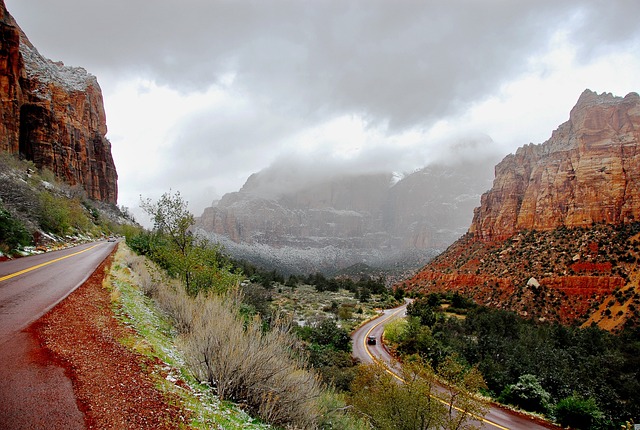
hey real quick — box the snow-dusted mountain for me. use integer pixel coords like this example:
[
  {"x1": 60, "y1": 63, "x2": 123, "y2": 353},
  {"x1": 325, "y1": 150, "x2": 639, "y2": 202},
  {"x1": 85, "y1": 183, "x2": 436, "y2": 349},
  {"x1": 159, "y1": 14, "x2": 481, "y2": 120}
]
[{"x1": 195, "y1": 158, "x2": 496, "y2": 275}]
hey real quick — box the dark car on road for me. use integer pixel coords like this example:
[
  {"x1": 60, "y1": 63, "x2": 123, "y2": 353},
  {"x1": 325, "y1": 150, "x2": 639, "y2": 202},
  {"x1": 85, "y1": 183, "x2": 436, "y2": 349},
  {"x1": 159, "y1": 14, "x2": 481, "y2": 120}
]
[{"x1": 367, "y1": 335, "x2": 376, "y2": 345}]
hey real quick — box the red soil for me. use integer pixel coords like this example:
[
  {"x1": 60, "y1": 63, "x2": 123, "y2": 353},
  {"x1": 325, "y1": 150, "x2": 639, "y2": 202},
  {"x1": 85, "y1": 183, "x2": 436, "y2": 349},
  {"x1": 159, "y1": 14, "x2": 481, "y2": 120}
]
[{"x1": 25, "y1": 248, "x2": 190, "y2": 429}]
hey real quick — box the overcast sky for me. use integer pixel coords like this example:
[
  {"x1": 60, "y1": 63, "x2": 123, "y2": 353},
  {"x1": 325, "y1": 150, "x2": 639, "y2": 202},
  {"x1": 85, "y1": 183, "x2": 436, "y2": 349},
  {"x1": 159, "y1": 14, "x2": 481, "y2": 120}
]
[{"x1": 5, "y1": 0, "x2": 640, "y2": 220}]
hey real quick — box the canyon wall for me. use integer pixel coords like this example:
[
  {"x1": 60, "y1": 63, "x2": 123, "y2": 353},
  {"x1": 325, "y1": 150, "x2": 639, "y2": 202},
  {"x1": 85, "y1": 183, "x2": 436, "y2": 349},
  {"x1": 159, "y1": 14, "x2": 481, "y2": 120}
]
[
  {"x1": 402, "y1": 90, "x2": 640, "y2": 329},
  {"x1": 470, "y1": 90, "x2": 640, "y2": 241},
  {"x1": 0, "y1": 1, "x2": 117, "y2": 203}
]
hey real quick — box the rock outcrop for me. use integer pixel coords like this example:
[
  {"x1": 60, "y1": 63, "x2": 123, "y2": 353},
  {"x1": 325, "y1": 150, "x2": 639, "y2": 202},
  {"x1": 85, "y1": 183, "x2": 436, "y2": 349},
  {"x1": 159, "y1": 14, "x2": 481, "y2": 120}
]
[
  {"x1": 0, "y1": 1, "x2": 117, "y2": 203},
  {"x1": 470, "y1": 90, "x2": 640, "y2": 241},
  {"x1": 401, "y1": 90, "x2": 640, "y2": 330}
]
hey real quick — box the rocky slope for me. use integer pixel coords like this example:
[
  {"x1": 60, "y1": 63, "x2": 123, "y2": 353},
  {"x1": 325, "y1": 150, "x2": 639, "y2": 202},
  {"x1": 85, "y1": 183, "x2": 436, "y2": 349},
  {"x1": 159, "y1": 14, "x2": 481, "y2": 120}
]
[
  {"x1": 0, "y1": 1, "x2": 117, "y2": 203},
  {"x1": 196, "y1": 159, "x2": 495, "y2": 275},
  {"x1": 402, "y1": 90, "x2": 640, "y2": 330}
]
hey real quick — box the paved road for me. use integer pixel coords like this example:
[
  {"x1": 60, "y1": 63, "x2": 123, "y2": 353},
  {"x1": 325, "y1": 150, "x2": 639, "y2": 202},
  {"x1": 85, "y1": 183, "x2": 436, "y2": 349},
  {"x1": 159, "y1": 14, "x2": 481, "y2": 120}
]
[
  {"x1": 0, "y1": 240, "x2": 117, "y2": 429},
  {"x1": 352, "y1": 301, "x2": 557, "y2": 430},
  {"x1": 0, "y1": 241, "x2": 117, "y2": 345}
]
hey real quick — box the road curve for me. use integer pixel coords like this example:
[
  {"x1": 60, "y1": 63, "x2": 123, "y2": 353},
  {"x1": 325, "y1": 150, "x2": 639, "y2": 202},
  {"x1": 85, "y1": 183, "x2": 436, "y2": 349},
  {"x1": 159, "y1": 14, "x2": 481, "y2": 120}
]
[
  {"x1": 352, "y1": 301, "x2": 557, "y2": 430},
  {"x1": 0, "y1": 240, "x2": 117, "y2": 429}
]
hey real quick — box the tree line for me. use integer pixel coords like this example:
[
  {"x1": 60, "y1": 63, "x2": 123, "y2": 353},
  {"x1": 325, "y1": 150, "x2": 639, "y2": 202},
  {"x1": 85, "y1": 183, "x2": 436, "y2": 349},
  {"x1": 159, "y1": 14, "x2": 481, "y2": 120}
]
[{"x1": 385, "y1": 293, "x2": 640, "y2": 429}]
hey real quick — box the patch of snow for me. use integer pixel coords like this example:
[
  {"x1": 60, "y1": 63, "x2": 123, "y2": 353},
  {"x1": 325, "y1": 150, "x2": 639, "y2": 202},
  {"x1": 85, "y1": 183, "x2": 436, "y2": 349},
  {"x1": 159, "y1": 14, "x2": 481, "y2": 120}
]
[
  {"x1": 19, "y1": 40, "x2": 96, "y2": 97},
  {"x1": 390, "y1": 172, "x2": 405, "y2": 186}
]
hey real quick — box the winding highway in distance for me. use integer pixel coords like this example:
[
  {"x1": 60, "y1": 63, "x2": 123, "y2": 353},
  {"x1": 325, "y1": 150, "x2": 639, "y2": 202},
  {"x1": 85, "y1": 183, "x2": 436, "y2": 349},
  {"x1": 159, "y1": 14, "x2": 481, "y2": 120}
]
[{"x1": 352, "y1": 301, "x2": 558, "y2": 430}]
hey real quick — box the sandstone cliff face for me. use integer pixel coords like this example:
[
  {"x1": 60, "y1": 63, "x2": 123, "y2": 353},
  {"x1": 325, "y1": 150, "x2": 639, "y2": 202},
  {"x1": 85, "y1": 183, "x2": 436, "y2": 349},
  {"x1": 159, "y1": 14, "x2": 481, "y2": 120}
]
[
  {"x1": 0, "y1": 1, "x2": 117, "y2": 203},
  {"x1": 196, "y1": 160, "x2": 495, "y2": 274},
  {"x1": 402, "y1": 91, "x2": 640, "y2": 330},
  {"x1": 470, "y1": 90, "x2": 640, "y2": 241}
]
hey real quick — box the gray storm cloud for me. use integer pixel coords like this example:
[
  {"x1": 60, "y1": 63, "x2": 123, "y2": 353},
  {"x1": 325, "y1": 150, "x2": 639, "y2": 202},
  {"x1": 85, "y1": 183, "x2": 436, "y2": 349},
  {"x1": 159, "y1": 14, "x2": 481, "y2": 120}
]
[
  {"x1": 6, "y1": 0, "x2": 640, "y2": 219},
  {"x1": 8, "y1": 0, "x2": 640, "y2": 131}
]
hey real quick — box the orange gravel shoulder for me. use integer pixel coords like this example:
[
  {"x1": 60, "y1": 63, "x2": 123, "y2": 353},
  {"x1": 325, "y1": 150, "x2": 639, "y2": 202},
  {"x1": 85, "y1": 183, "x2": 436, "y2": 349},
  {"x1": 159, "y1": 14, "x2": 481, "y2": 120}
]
[{"x1": 31, "y1": 247, "x2": 191, "y2": 429}]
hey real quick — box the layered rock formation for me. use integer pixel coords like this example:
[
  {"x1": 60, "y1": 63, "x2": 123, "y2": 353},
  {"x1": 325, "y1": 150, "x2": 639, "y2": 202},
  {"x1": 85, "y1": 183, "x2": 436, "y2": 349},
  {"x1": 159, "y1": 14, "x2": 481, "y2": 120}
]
[
  {"x1": 402, "y1": 90, "x2": 640, "y2": 330},
  {"x1": 196, "y1": 159, "x2": 495, "y2": 275},
  {"x1": 0, "y1": 1, "x2": 117, "y2": 203},
  {"x1": 470, "y1": 90, "x2": 640, "y2": 241}
]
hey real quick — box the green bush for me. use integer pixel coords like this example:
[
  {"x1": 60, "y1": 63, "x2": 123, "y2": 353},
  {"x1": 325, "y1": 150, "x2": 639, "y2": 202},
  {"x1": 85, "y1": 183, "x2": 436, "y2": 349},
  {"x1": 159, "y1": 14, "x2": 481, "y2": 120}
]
[
  {"x1": 38, "y1": 192, "x2": 71, "y2": 235},
  {"x1": 407, "y1": 298, "x2": 436, "y2": 326},
  {"x1": 127, "y1": 230, "x2": 155, "y2": 256},
  {"x1": 384, "y1": 318, "x2": 408, "y2": 344},
  {"x1": 0, "y1": 206, "x2": 32, "y2": 251},
  {"x1": 499, "y1": 374, "x2": 551, "y2": 414},
  {"x1": 554, "y1": 395, "x2": 604, "y2": 429}
]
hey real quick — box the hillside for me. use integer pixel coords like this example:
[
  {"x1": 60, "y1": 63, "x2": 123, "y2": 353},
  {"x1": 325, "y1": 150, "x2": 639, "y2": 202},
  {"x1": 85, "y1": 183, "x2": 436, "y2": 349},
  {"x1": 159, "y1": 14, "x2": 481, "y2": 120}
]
[
  {"x1": 401, "y1": 90, "x2": 640, "y2": 331},
  {"x1": 0, "y1": 0, "x2": 126, "y2": 255},
  {"x1": 0, "y1": 152, "x2": 131, "y2": 257}
]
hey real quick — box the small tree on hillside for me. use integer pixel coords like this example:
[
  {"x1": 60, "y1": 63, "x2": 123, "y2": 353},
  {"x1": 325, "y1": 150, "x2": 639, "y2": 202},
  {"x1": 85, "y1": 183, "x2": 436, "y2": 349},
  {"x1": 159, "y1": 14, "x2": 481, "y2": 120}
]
[
  {"x1": 350, "y1": 359, "x2": 488, "y2": 430},
  {"x1": 141, "y1": 191, "x2": 196, "y2": 290},
  {"x1": 140, "y1": 190, "x2": 237, "y2": 295}
]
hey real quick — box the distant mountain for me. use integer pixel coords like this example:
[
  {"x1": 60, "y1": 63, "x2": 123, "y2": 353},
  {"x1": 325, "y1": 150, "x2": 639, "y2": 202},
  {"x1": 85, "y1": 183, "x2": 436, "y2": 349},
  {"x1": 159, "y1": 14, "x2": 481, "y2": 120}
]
[
  {"x1": 195, "y1": 159, "x2": 496, "y2": 276},
  {"x1": 401, "y1": 90, "x2": 640, "y2": 331},
  {"x1": 0, "y1": 0, "x2": 117, "y2": 203}
]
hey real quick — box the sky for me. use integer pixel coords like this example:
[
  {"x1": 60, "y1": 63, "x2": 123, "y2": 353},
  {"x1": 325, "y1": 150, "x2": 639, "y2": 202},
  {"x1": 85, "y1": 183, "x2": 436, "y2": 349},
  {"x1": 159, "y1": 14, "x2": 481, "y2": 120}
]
[{"x1": 5, "y1": 0, "x2": 640, "y2": 222}]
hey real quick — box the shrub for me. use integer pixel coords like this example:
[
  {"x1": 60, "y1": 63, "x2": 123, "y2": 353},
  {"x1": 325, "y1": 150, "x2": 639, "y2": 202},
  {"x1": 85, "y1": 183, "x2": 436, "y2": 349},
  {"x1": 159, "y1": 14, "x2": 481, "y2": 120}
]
[
  {"x1": 499, "y1": 374, "x2": 551, "y2": 414},
  {"x1": 308, "y1": 319, "x2": 352, "y2": 352},
  {"x1": 350, "y1": 359, "x2": 487, "y2": 430},
  {"x1": 182, "y1": 293, "x2": 323, "y2": 428},
  {"x1": 407, "y1": 298, "x2": 436, "y2": 327},
  {"x1": 350, "y1": 362, "x2": 445, "y2": 430},
  {"x1": 127, "y1": 230, "x2": 155, "y2": 256},
  {"x1": 554, "y1": 395, "x2": 604, "y2": 429},
  {"x1": 384, "y1": 318, "x2": 408, "y2": 344},
  {"x1": 67, "y1": 198, "x2": 92, "y2": 232},
  {"x1": 38, "y1": 192, "x2": 71, "y2": 235},
  {"x1": 0, "y1": 205, "x2": 32, "y2": 251}
]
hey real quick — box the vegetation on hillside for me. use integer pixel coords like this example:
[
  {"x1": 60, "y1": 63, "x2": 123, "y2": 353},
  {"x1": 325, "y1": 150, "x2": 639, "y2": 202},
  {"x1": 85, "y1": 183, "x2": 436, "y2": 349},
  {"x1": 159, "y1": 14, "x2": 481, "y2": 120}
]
[
  {"x1": 385, "y1": 293, "x2": 640, "y2": 429},
  {"x1": 127, "y1": 191, "x2": 370, "y2": 428},
  {"x1": 401, "y1": 222, "x2": 640, "y2": 330},
  {"x1": 0, "y1": 152, "x2": 133, "y2": 255}
]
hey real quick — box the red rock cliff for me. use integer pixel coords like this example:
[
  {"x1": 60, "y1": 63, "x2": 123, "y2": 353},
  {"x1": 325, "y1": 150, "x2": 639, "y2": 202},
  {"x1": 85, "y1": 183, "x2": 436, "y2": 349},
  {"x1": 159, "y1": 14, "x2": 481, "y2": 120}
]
[
  {"x1": 401, "y1": 91, "x2": 640, "y2": 330},
  {"x1": 0, "y1": 1, "x2": 117, "y2": 203},
  {"x1": 470, "y1": 90, "x2": 640, "y2": 241}
]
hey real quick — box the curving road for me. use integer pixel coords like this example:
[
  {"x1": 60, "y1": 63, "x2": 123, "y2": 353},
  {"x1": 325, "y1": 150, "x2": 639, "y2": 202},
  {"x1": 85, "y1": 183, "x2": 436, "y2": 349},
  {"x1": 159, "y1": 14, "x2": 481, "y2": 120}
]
[
  {"x1": 0, "y1": 240, "x2": 117, "y2": 429},
  {"x1": 352, "y1": 301, "x2": 557, "y2": 430}
]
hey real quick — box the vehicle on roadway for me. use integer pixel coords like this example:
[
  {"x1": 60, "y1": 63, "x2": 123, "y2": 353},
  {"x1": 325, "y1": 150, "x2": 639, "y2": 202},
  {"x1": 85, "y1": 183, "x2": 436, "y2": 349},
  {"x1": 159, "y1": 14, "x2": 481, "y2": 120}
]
[
  {"x1": 107, "y1": 236, "x2": 116, "y2": 242},
  {"x1": 367, "y1": 335, "x2": 376, "y2": 345}
]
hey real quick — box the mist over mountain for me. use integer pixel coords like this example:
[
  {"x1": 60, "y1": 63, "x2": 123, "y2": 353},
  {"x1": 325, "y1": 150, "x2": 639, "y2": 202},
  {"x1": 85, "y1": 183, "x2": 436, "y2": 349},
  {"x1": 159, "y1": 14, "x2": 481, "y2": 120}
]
[{"x1": 195, "y1": 154, "x2": 497, "y2": 276}]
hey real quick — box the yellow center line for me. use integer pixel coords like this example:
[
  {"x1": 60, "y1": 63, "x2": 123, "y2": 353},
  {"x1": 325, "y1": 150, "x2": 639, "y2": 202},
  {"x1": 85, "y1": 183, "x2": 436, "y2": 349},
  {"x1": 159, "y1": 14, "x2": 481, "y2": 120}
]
[
  {"x1": 0, "y1": 244, "x2": 100, "y2": 283},
  {"x1": 363, "y1": 305, "x2": 509, "y2": 430}
]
